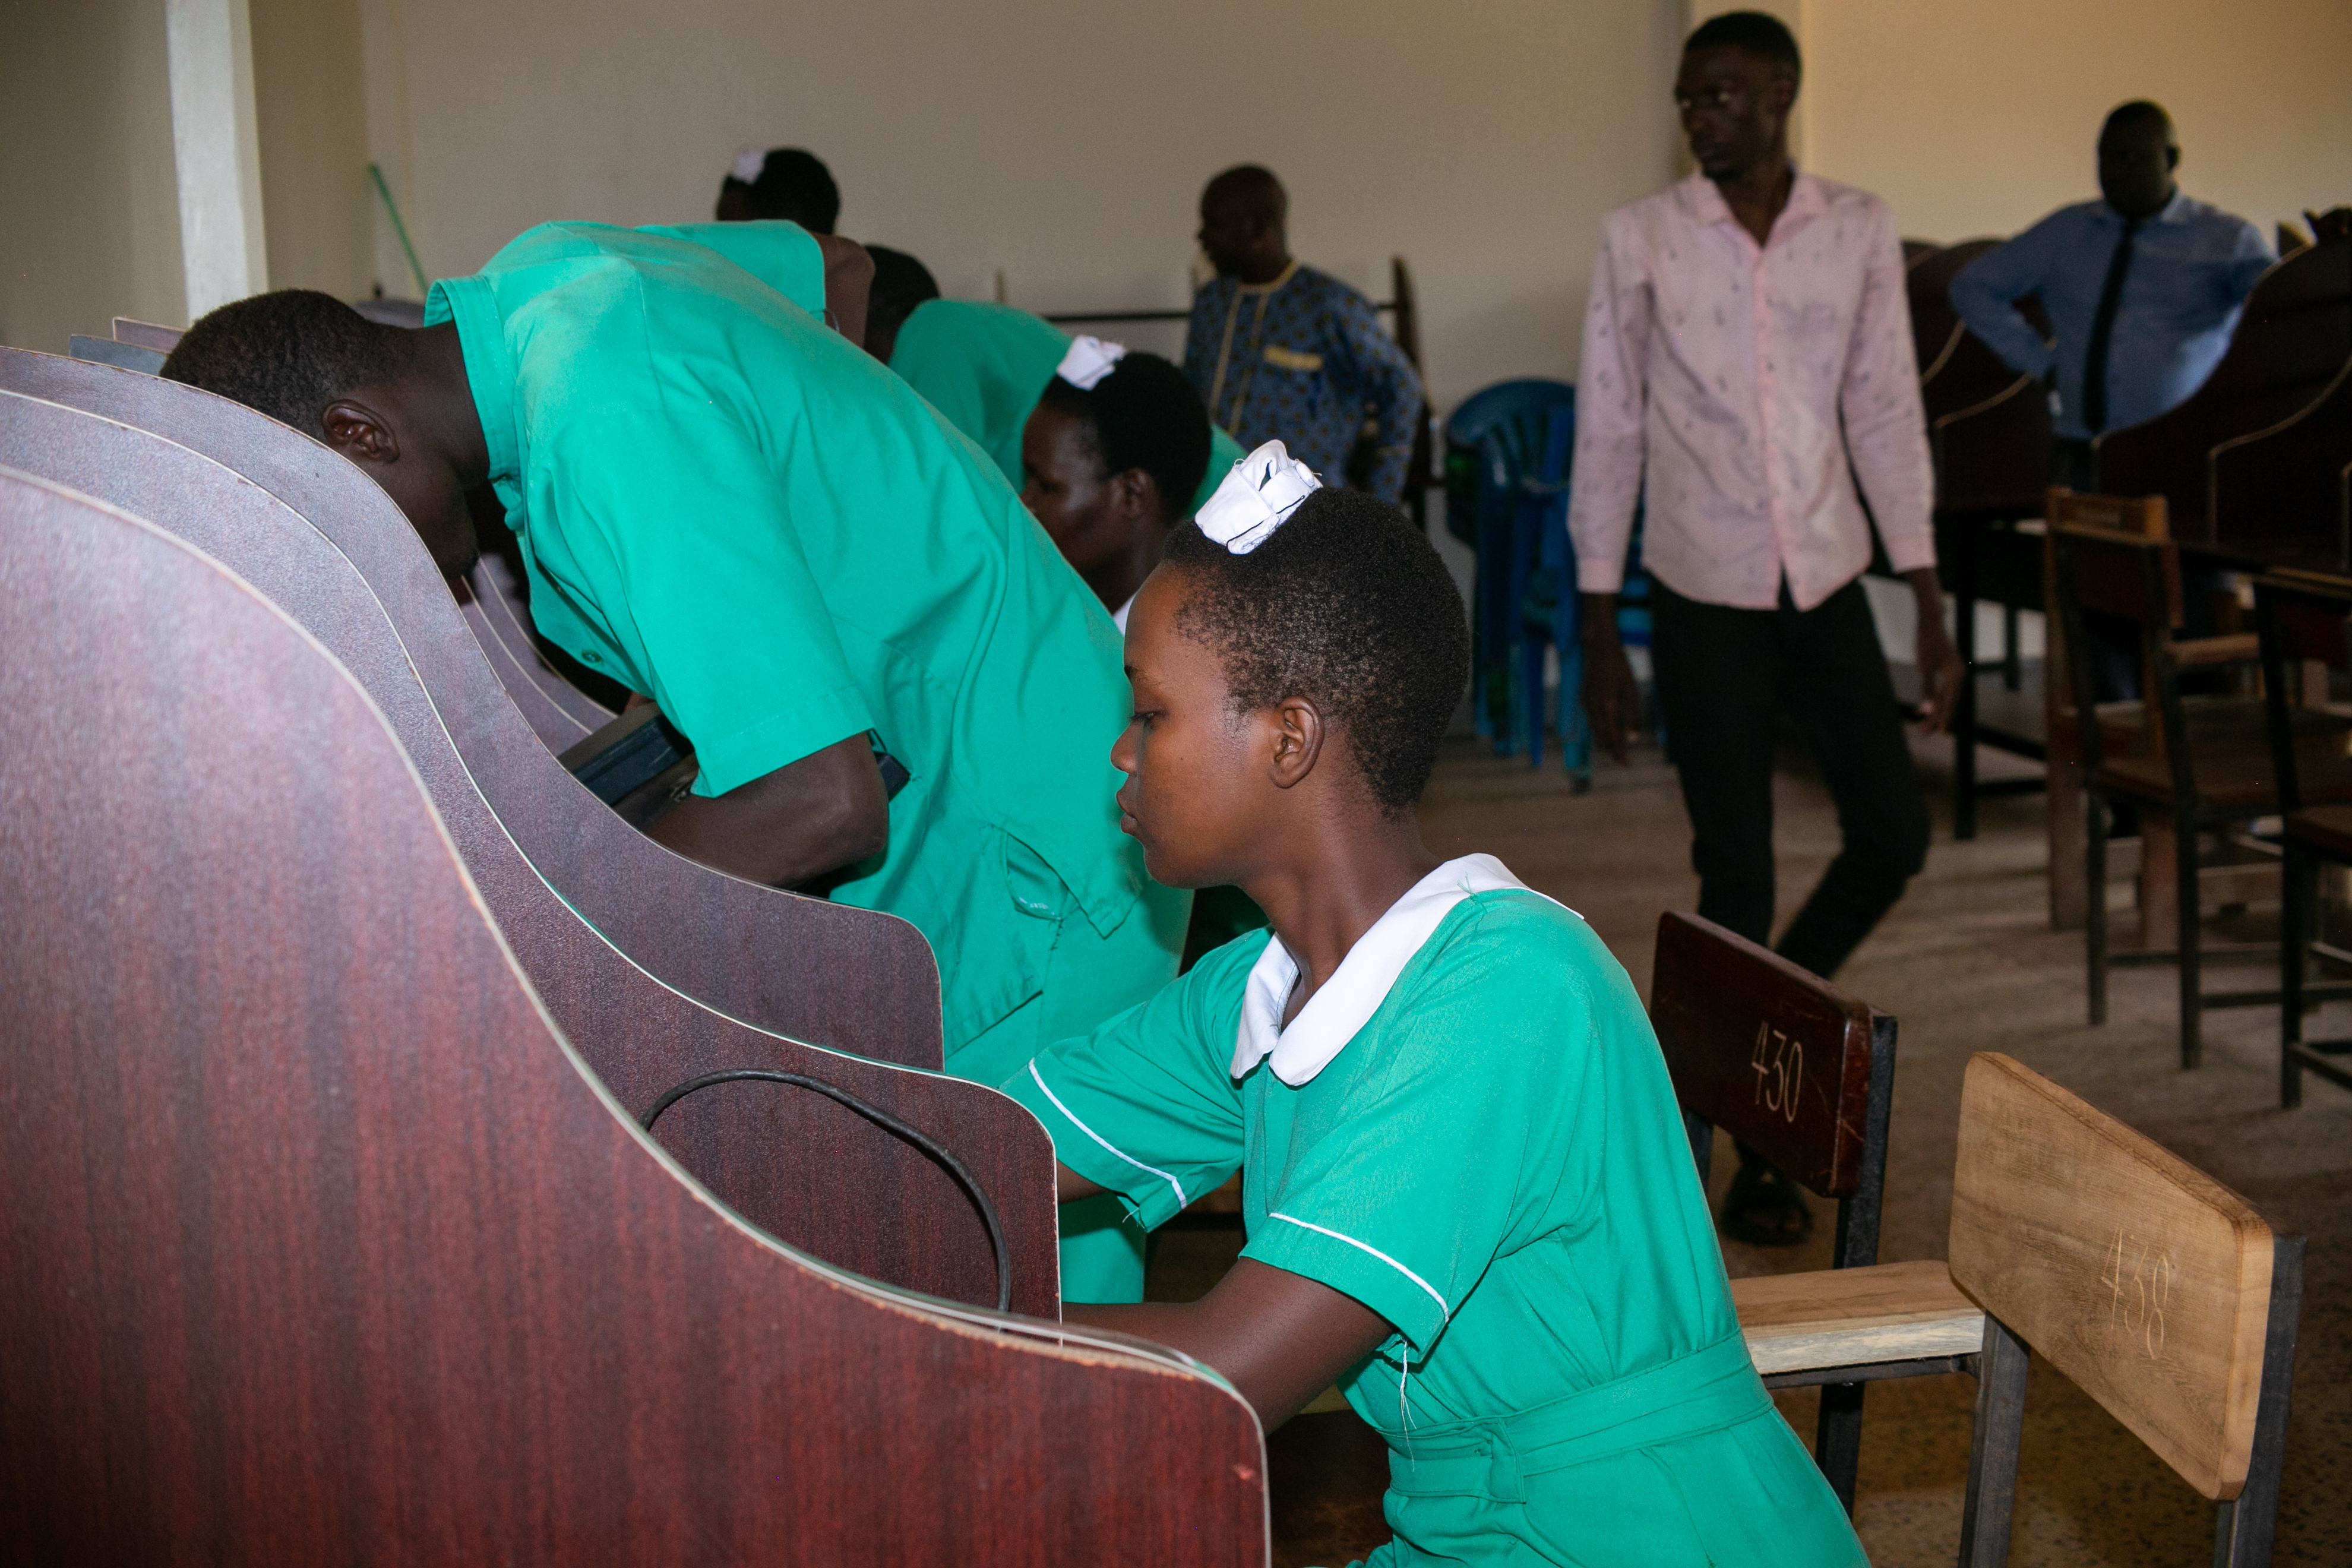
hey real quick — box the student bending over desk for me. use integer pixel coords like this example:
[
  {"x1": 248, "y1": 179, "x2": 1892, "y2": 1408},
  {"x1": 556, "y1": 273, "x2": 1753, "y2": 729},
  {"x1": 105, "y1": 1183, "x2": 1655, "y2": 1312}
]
[
  {"x1": 1008, "y1": 447, "x2": 1864, "y2": 1567},
  {"x1": 161, "y1": 221, "x2": 1189, "y2": 1304}
]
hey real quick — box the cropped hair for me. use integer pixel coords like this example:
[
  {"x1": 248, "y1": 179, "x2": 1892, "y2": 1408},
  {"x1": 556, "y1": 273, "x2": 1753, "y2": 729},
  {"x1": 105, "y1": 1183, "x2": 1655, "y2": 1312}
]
[
  {"x1": 742, "y1": 148, "x2": 840, "y2": 233},
  {"x1": 1685, "y1": 10, "x2": 1801, "y2": 79},
  {"x1": 160, "y1": 289, "x2": 414, "y2": 439},
  {"x1": 1162, "y1": 488, "x2": 1468, "y2": 816},
  {"x1": 864, "y1": 245, "x2": 940, "y2": 327},
  {"x1": 1033, "y1": 352, "x2": 1213, "y2": 526}
]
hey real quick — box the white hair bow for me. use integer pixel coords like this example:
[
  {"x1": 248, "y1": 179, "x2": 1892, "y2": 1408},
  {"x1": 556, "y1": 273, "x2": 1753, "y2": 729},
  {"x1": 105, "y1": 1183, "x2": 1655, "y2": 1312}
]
[
  {"x1": 1056, "y1": 335, "x2": 1127, "y2": 391},
  {"x1": 730, "y1": 148, "x2": 765, "y2": 184},
  {"x1": 1194, "y1": 440, "x2": 1322, "y2": 555}
]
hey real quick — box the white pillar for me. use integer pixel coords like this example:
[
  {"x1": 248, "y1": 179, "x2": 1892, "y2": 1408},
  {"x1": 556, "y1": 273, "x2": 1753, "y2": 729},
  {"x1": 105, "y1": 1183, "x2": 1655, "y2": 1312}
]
[{"x1": 166, "y1": 0, "x2": 268, "y2": 319}]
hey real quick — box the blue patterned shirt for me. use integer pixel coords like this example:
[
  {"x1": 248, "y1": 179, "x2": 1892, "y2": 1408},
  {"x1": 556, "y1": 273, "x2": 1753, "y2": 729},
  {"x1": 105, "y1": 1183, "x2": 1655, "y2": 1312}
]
[{"x1": 1184, "y1": 262, "x2": 1423, "y2": 504}]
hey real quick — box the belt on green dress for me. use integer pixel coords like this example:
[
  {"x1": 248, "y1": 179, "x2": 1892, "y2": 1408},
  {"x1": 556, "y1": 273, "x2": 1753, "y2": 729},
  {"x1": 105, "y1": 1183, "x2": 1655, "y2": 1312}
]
[{"x1": 1386, "y1": 1334, "x2": 1771, "y2": 1504}]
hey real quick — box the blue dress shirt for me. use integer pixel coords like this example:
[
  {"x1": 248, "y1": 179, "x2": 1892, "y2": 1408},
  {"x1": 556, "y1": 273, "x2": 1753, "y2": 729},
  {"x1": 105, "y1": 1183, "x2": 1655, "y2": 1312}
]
[{"x1": 1949, "y1": 192, "x2": 2274, "y2": 440}]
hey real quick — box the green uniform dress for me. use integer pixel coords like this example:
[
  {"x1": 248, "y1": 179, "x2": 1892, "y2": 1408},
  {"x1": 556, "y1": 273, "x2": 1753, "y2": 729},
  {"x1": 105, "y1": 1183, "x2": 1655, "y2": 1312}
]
[
  {"x1": 426, "y1": 221, "x2": 1187, "y2": 1301},
  {"x1": 1008, "y1": 855, "x2": 1867, "y2": 1566},
  {"x1": 890, "y1": 298, "x2": 1244, "y2": 511}
]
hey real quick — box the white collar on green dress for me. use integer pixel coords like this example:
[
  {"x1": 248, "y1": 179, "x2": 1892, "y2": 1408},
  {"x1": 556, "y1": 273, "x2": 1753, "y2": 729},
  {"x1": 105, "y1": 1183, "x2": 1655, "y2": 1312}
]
[{"x1": 1231, "y1": 853, "x2": 1566, "y2": 1086}]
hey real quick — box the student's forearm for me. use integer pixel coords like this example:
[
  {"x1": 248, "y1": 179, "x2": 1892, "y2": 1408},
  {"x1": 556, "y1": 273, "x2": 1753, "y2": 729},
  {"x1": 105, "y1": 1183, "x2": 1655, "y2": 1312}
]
[
  {"x1": 645, "y1": 732, "x2": 887, "y2": 887},
  {"x1": 1055, "y1": 1160, "x2": 1107, "y2": 1202}
]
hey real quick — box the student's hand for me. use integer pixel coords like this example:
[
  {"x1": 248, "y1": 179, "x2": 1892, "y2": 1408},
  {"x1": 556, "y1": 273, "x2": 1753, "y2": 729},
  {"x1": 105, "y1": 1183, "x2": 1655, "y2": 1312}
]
[
  {"x1": 1580, "y1": 595, "x2": 1642, "y2": 763},
  {"x1": 1063, "y1": 1259, "x2": 1393, "y2": 1428},
  {"x1": 1906, "y1": 567, "x2": 1964, "y2": 735},
  {"x1": 644, "y1": 732, "x2": 888, "y2": 887}
]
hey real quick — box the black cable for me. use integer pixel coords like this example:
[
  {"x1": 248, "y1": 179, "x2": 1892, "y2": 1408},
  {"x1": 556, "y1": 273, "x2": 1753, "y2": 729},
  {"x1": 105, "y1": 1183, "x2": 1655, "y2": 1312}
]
[{"x1": 640, "y1": 1068, "x2": 1011, "y2": 1314}]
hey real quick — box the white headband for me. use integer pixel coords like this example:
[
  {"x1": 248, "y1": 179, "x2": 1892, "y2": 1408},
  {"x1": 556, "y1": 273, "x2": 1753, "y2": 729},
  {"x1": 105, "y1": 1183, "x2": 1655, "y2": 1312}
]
[
  {"x1": 730, "y1": 148, "x2": 765, "y2": 184},
  {"x1": 1194, "y1": 440, "x2": 1322, "y2": 555},
  {"x1": 1055, "y1": 335, "x2": 1127, "y2": 391}
]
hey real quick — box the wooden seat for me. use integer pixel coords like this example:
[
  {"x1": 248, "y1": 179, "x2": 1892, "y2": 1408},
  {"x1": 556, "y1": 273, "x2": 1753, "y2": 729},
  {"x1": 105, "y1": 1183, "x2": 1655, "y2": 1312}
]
[
  {"x1": 1949, "y1": 1054, "x2": 2303, "y2": 1567},
  {"x1": 2253, "y1": 572, "x2": 2352, "y2": 1106},
  {"x1": 1731, "y1": 1260, "x2": 1983, "y2": 1379},
  {"x1": 1649, "y1": 912, "x2": 1897, "y2": 1513},
  {"x1": 0, "y1": 468, "x2": 1268, "y2": 1561},
  {"x1": 2050, "y1": 497, "x2": 2337, "y2": 1066}
]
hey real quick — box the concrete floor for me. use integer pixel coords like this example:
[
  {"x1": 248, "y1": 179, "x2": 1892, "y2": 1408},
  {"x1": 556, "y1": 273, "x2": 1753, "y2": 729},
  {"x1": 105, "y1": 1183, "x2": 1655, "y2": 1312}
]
[{"x1": 1156, "y1": 728, "x2": 2352, "y2": 1567}]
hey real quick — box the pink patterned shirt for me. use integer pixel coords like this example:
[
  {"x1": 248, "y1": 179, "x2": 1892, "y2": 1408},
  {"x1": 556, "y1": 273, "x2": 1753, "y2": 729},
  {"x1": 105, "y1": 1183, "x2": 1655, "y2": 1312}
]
[{"x1": 1567, "y1": 170, "x2": 1934, "y2": 612}]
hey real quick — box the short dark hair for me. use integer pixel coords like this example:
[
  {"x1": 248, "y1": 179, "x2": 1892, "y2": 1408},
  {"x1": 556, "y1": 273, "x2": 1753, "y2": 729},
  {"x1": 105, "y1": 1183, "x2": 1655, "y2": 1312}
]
[
  {"x1": 1686, "y1": 10, "x2": 1801, "y2": 79},
  {"x1": 2101, "y1": 100, "x2": 2175, "y2": 141},
  {"x1": 1034, "y1": 352, "x2": 1213, "y2": 527},
  {"x1": 865, "y1": 245, "x2": 940, "y2": 324},
  {"x1": 160, "y1": 289, "x2": 413, "y2": 439},
  {"x1": 741, "y1": 148, "x2": 840, "y2": 233},
  {"x1": 1162, "y1": 489, "x2": 1467, "y2": 816}
]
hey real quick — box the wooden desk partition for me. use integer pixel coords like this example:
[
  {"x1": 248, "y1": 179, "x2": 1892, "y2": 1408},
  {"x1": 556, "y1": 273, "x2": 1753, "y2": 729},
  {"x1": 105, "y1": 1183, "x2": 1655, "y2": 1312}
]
[
  {"x1": 0, "y1": 468, "x2": 1267, "y2": 1563},
  {"x1": 0, "y1": 391, "x2": 1051, "y2": 1318},
  {"x1": 0, "y1": 347, "x2": 942, "y2": 1074},
  {"x1": 463, "y1": 535, "x2": 616, "y2": 748}
]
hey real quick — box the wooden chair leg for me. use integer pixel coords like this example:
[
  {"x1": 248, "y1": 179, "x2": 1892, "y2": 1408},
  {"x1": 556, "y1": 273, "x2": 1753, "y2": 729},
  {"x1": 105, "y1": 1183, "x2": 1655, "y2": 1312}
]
[
  {"x1": 1958, "y1": 1315, "x2": 2031, "y2": 1568},
  {"x1": 2049, "y1": 758, "x2": 2088, "y2": 931},
  {"x1": 2087, "y1": 794, "x2": 2110, "y2": 1025},
  {"x1": 2141, "y1": 810, "x2": 2179, "y2": 952},
  {"x1": 1814, "y1": 1380, "x2": 1864, "y2": 1516},
  {"x1": 2214, "y1": 1235, "x2": 2304, "y2": 1568},
  {"x1": 2179, "y1": 821, "x2": 2203, "y2": 1070},
  {"x1": 2283, "y1": 843, "x2": 2307, "y2": 1111}
]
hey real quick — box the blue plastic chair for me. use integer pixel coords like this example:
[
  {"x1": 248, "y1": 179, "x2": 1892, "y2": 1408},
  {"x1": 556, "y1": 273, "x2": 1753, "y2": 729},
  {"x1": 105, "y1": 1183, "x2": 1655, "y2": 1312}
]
[{"x1": 1443, "y1": 379, "x2": 1577, "y2": 760}]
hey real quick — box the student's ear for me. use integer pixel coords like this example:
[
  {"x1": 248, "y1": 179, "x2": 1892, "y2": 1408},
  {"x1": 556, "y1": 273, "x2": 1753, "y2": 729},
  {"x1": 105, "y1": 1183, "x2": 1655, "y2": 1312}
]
[
  {"x1": 321, "y1": 399, "x2": 400, "y2": 466},
  {"x1": 1109, "y1": 468, "x2": 1158, "y2": 523},
  {"x1": 1266, "y1": 696, "x2": 1326, "y2": 791}
]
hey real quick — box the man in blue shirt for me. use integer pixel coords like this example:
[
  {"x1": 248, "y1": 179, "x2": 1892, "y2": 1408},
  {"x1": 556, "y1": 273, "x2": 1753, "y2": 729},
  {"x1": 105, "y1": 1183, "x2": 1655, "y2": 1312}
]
[
  {"x1": 1949, "y1": 101, "x2": 2273, "y2": 487},
  {"x1": 1184, "y1": 165, "x2": 1423, "y2": 505}
]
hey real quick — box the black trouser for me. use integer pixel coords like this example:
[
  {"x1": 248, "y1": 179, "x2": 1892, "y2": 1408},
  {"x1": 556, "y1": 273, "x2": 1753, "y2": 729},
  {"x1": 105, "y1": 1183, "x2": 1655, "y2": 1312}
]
[{"x1": 1651, "y1": 577, "x2": 1931, "y2": 981}]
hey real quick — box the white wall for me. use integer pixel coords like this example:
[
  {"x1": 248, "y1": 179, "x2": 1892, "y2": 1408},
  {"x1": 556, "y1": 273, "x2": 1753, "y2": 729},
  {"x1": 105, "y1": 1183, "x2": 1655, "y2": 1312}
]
[{"x1": 359, "y1": 0, "x2": 1689, "y2": 412}]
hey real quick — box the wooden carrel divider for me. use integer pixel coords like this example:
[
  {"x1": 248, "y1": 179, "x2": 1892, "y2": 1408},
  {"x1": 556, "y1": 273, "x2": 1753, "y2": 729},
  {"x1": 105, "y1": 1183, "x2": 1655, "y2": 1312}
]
[
  {"x1": 0, "y1": 347, "x2": 941, "y2": 1073},
  {"x1": 0, "y1": 467, "x2": 1266, "y2": 1563},
  {"x1": 0, "y1": 385, "x2": 1051, "y2": 1318}
]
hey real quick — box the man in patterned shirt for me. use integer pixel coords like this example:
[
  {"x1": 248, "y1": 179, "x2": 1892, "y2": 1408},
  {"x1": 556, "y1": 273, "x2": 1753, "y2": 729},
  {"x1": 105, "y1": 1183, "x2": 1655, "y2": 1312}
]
[{"x1": 1183, "y1": 166, "x2": 1423, "y2": 505}]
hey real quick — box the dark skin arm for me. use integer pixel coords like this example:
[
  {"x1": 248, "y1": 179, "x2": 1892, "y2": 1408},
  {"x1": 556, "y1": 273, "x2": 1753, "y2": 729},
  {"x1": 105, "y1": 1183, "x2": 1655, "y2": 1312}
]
[
  {"x1": 1055, "y1": 1165, "x2": 1392, "y2": 1427},
  {"x1": 645, "y1": 732, "x2": 888, "y2": 888},
  {"x1": 814, "y1": 235, "x2": 874, "y2": 346},
  {"x1": 1579, "y1": 568, "x2": 1962, "y2": 761}
]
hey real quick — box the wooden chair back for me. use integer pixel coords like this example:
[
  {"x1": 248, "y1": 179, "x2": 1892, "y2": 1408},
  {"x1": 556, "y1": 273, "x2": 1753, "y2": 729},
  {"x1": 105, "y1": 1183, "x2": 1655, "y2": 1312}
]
[
  {"x1": 1948, "y1": 1054, "x2": 2296, "y2": 1505},
  {"x1": 0, "y1": 348, "x2": 943, "y2": 1071},
  {"x1": 0, "y1": 388, "x2": 1052, "y2": 1316},
  {"x1": 0, "y1": 467, "x2": 1266, "y2": 1562},
  {"x1": 1649, "y1": 912, "x2": 1896, "y2": 1269},
  {"x1": 2254, "y1": 573, "x2": 2352, "y2": 813}
]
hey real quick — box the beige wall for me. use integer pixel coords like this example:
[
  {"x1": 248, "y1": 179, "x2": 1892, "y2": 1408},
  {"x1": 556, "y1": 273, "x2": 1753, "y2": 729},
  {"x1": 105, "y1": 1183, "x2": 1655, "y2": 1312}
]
[
  {"x1": 1801, "y1": 0, "x2": 2352, "y2": 247},
  {"x1": 0, "y1": 0, "x2": 186, "y2": 352},
  {"x1": 361, "y1": 0, "x2": 1689, "y2": 410},
  {"x1": 251, "y1": 0, "x2": 374, "y2": 299}
]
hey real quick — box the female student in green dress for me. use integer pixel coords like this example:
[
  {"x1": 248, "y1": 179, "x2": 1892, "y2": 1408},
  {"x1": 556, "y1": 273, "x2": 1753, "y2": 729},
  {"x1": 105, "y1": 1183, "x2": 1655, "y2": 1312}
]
[{"x1": 1004, "y1": 445, "x2": 1866, "y2": 1566}]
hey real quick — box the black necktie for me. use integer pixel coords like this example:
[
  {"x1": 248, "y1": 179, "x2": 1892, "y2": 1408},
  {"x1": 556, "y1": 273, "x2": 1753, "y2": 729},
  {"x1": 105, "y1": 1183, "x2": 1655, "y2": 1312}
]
[{"x1": 2082, "y1": 216, "x2": 2142, "y2": 435}]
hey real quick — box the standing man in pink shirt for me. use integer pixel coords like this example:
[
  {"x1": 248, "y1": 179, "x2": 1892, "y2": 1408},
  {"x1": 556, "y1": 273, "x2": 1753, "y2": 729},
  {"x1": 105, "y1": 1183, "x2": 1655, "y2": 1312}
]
[{"x1": 1571, "y1": 11, "x2": 1961, "y2": 1243}]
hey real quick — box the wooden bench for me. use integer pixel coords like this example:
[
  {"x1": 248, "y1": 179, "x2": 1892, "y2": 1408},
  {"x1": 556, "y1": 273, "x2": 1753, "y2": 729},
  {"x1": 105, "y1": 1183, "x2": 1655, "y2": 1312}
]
[
  {"x1": 0, "y1": 469, "x2": 1266, "y2": 1561},
  {"x1": 0, "y1": 385, "x2": 1049, "y2": 1319}
]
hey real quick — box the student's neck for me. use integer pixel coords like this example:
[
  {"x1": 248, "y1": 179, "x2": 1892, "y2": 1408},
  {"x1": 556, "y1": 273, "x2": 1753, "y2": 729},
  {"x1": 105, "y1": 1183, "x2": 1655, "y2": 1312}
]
[
  {"x1": 1245, "y1": 814, "x2": 1442, "y2": 1020},
  {"x1": 1712, "y1": 144, "x2": 1793, "y2": 246},
  {"x1": 1088, "y1": 526, "x2": 1166, "y2": 614},
  {"x1": 414, "y1": 322, "x2": 493, "y2": 486},
  {"x1": 1236, "y1": 251, "x2": 1293, "y2": 287}
]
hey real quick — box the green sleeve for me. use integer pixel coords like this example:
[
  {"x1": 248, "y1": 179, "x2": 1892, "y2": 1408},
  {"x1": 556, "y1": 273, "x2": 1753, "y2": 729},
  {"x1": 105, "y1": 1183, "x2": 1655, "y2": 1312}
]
[
  {"x1": 1240, "y1": 903, "x2": 1588, "y2": 1351},
  {"x1": 535, "y1": 404, "x2": 874, "y2": 797},
  {"x1": 1002, "y1": 935, "x2": 1262, "y2": 1229},
  {"x1": 1191, "y1": 423, "x2": 1247, "y2": 516}
]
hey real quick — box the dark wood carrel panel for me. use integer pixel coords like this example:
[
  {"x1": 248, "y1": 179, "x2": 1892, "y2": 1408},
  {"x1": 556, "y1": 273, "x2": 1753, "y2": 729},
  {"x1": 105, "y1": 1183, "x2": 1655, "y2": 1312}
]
[
  {"x1": 1648, "y1": 912, "x2": 1878, "y2": 1199},
  {"x1": 461, "y1": 543, "x2": 614, "y2": 748},
  {"x1": 2099, "y1": 235, "x2": 2352, "y2": 541},
  {"x1": 1908, "y1": 239, "x2": 2054, "y2": 516},
  {"x1": 0, "y1": 347, "x2": 942, "y2": 1073},
  {"x1": 0, "y1": 470, "x2": 1267, "y2": 1565},
  {"x1": 2209, "y1": 355, "x2": 2352, "y2": 570},
  {"x1": 0, "y1": 396, "x2": 1050, "y2": 1319}
]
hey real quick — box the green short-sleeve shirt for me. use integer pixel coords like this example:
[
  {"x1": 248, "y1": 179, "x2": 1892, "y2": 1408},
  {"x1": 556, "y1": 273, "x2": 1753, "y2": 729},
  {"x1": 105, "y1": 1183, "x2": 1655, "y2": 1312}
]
[
  {"x1": 1008, "y1": 855, "x2": 1863, "y2": 1566},
  {"x1": 426, "y1": 222, "x2": 1170, "y2": 1056},
  {"x1": 891, "y1": 299, "x2": 1245, "y2": 515}
]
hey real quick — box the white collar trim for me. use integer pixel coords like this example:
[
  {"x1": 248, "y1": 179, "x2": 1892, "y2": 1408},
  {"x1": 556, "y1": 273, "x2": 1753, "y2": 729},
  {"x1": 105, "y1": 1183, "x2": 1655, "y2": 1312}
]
[{"x1": 1229, "y1": 853, "x2": 1572, "y2": 1086}]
